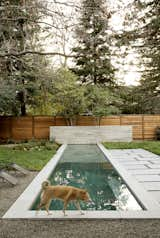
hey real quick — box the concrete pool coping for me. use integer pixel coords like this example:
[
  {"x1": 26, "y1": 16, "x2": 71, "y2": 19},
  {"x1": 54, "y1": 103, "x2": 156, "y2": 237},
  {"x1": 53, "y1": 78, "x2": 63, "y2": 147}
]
[{"x1": 3, "y1": 144, "x2": 160, "y2": 219}]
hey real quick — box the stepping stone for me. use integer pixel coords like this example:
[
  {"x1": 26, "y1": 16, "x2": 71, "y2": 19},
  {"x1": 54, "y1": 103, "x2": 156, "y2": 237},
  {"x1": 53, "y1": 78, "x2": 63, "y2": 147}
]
[
  {"x1": 124, "y1": 164, "x2": 149, "y2": 170},
  {"x1": 136, "y1": 157, "x2": 159, "y2": 161},
  {"x1": 150, "y1": 191, "x2": 160, "y2": 203},
  {"x1": 10, "y1": 163, "x2": 28, "y2": 175},
  {"x1": 122, "y1": 161, "x2": 150, "y2": 165},
  {"x1": 142, "y1": 182, "x2": 160, "y2": 191},
  {"x1": 0, "y1": 170, "x2": 18, "y2": 185},
  {"x1": 130, "y1": 169, "x2": 160, "y2": 175},
  {"x1": 149, "y1": 160, "x2": 160, "y2": 164},
  {"x1": 148, "y1": 164, "x2": 160, "y2": 169},
  {"x1": 135, "y1": 175, "x2": 160, "y2": 182}
]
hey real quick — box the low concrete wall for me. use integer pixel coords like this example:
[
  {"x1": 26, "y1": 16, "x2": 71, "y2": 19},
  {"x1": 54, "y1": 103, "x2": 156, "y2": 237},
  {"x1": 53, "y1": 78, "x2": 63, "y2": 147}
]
[{"x1": 50, "y1": 126, "x2": 132, "y2": 144}]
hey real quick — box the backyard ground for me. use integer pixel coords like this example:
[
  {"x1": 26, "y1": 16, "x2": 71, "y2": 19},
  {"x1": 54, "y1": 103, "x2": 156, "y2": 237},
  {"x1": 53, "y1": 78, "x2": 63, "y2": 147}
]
[
  {"x1": 103, "y1": 141, "x2": 160, "y2": 155},
  {"x1": 0, "y1": 169, "x2": 160, "y2": 238},
  {"x1": 1, "y1": 172, "x2": 160, "y2": 238},
  {"x1": 0, "y1": 141, "x2": 59, "y2": 170},
  {"x1": 0, "y1": 171, "x2": 37, "y2": 217},
  {"x1": 1, "y1": 141, "x2": 160, "y2": 238},
  {"x1": 1, "y1": 141, "x2": 160, "y2": 171}
]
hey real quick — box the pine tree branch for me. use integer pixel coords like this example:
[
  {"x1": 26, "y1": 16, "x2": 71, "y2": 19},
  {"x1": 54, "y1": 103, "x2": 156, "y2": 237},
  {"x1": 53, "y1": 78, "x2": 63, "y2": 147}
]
[{"x1": 0, "y1": 51, "x2": 74, "y2": 58}]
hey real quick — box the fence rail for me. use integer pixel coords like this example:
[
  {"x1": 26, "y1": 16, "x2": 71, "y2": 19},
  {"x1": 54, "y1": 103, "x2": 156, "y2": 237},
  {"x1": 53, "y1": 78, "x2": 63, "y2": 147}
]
[{"x1": 0, "y1": 115, "x2": 160, "y2": 141}]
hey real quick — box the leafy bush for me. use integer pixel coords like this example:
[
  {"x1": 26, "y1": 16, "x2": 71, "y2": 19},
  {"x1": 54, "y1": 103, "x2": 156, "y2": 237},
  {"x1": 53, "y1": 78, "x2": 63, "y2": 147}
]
[{"x1": 12, "y1": 140, "x2": 59, "y2": 151}]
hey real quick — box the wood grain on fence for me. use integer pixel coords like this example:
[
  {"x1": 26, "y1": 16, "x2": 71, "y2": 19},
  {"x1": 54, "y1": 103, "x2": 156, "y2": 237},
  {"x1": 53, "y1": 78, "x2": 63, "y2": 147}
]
[
  {"x1": 0, "y1": 115, "x2": 160, "y2": 141},
  {"x1": 143, "y1": 115, "x2": 160, "y2": 140}
]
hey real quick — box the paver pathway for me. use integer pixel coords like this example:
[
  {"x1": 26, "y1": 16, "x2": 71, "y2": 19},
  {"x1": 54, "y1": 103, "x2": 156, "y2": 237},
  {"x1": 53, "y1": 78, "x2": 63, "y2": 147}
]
[{"x1": 109, "y1": 149, "x2": 160, "y2": 204}]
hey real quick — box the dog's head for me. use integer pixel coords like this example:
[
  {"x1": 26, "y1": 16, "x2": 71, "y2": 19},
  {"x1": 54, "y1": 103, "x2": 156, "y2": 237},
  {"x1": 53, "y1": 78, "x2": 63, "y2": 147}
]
[
  {"x1": 41, "y1": 180, "x2": 50, "y2": 189},
  {"x1": 80, "y1": 189, "x2": 92, "y2": 202}
]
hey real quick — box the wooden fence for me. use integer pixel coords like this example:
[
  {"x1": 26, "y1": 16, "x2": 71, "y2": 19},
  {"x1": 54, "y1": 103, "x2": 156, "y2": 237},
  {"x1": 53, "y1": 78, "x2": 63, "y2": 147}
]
[{"x1": 0, "y1": 115, "x2": 160, "y2": 141}]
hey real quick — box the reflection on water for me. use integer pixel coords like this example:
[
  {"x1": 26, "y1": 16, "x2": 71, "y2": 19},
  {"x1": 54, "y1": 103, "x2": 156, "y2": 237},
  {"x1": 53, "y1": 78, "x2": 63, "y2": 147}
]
[
  {"x1": 46, "y1": 162, "x2": 142, "y2": 211},
  {"x1": 31, "y1": 144, "x2": 142, "y2": 211}
]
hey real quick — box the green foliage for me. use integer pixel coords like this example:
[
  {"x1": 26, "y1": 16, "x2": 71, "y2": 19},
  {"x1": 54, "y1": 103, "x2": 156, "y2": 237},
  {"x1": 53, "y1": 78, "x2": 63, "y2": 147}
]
[
  {"x1": 116, "y1": 86, "x2": 141, "y2": 114},
  {"x1": 52, "y1": 68, "x2": 86, "y2": 125},
  {"x1": 0, "y1": 80, "x2": 19, "y2": 115},
  {"x1": 72, "y1": 0, "x2": 115, "y2": 85},
  {"x1": 0, "y1": 1, "x2": 46, "y2": 116},
  {"x1": 12, "y1": 140, "x2": 59, "y2": 151},
  {"x1": 85, "y1": 85, "x2": 121, "y2": 124},
  {"x1": 27, "y1": 62, "x2": 56, "y2": 115},
  {"x1": 137, "y1": 0, "x2": 160, "y2": 114},
  {"x1": 0, "y1": 142, "x2": 59, "y2": 171},
  {"x1": 117, "y1": 0, "x2": 160, "y2": 114}
]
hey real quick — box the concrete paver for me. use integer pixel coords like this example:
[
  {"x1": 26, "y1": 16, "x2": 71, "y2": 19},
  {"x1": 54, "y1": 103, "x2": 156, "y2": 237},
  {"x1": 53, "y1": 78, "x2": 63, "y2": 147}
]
[{"x1": 109, "y1": 149, "x2": 160, "y2": 204}]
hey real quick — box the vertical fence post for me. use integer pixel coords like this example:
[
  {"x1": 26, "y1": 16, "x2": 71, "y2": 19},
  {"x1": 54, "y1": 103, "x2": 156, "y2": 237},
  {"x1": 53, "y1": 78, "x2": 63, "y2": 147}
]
[
  {"x1": 32, "y1": 116, "x2": 35, "y2": 139},
  {"x1": 120, "y1": 115, "x2": 122, "y2": 125},
  {"x1": 9, "y1": 116, "x2": 13, "y2": 141},
  {"x1": 142, "y1": 115, "x2": 144, "y2": 140},
  {"x1": 54, "y1": 116, "x2": 56, "y2": 126}
]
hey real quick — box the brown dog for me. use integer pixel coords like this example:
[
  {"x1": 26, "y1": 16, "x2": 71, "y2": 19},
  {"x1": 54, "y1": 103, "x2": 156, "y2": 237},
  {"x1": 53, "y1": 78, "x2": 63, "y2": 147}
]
[{"x1": 36, "y1": 180, "x2": 91, "y2": 216}]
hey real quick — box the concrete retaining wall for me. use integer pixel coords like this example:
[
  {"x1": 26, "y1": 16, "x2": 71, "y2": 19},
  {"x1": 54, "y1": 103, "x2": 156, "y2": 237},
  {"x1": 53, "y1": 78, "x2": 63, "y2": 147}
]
[{"x1": 50, "y1": 126, "x2": 132, "y2": 144}]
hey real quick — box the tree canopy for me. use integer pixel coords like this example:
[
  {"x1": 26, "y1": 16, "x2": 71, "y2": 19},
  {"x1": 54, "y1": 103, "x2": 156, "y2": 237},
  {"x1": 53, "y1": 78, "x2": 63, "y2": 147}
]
[
  {"x1": 0, "y1": 0, "x2": 159, "y2": 117},
  {"x1": 72, "y1": 0, "x2": 115, "y2": 86}
]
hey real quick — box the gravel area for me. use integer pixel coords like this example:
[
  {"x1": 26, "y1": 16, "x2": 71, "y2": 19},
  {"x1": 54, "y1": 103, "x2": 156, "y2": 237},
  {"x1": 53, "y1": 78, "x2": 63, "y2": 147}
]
[
  {"x1": 0, "y1": 171, "x2": 38, "y2": 216},
  {"x1": 1, "y1": 219, "x2": 160, "y2": 238},
  {"x1": 1, "y1": 171, "x2": 160, "y2": 238}
]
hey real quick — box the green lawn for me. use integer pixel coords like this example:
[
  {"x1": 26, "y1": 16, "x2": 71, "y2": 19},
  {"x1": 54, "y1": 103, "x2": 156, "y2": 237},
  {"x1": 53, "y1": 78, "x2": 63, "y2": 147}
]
[
  {"x1": 103, "y1": 141, "x2": 160, "y2": 155},
  {"x1": 0, "y1": 141, "x2": 59, "y2": 171},
  {"x1": 1, "y1": 141, "x2": 160, "y2": 171}
]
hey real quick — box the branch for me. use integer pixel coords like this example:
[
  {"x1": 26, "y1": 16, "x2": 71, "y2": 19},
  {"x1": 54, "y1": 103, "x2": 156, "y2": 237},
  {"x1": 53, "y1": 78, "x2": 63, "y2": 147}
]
[
  {"x1": 53, "y1": 0, "x2": 80, "y2": 8},
  {"x1": 0, "y1": 18, "x2": 78, "y2": 30},
  {"x1": 0, "y1": 51, "x2": 74, "y2": 58}
]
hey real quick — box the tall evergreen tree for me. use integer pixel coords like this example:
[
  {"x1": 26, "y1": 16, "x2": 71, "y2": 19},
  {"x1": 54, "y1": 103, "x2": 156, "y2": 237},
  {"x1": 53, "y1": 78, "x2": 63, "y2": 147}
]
[
  {"x1": 117, "y1": 0, "x2": 160, "y2": 114},
  {"x1": 0, "y1": 0, "x2": 44, "y2": 115},
  {"x1": 137, "y1": 0, "x2": 160, "y2": 113},
  {"x1": 72, "y1": 0, "x2": 115, "y2": 85}
]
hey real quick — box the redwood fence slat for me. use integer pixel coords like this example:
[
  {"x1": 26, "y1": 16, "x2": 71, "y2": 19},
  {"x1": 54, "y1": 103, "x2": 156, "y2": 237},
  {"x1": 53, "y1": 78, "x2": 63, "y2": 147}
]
[{"x1": 0, "y1": 115, "x2": 160, "y2": 141}]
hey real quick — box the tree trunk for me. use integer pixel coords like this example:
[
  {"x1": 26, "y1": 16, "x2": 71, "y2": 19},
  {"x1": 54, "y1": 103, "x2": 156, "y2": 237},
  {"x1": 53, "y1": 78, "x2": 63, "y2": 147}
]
[{"x1": 20, "y1": 101, "x2": 26, "y2": 116}]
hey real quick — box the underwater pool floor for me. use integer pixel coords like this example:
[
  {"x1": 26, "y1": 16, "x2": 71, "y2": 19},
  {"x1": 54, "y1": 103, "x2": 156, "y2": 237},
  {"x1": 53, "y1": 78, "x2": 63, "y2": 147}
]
[
  {"x1": 31, "y1": 145, "x2": 142, "y2": 212},
  {"x1": 3, "y1": 144, "x2": 160, "y2": 219}
]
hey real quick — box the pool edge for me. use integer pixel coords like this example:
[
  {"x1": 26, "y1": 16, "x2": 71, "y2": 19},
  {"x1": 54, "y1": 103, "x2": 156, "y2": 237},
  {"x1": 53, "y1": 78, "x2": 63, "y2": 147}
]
[
  {"x1": 3, "y1": 143, "x2": 160, "y2": 219},
  {"x1": 3, "y1": 144, "x2": 67, "y2": 219}
]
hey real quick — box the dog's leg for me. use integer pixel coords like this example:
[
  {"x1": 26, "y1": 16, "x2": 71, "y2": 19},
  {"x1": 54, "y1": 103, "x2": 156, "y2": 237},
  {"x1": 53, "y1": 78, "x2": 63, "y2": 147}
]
[
  {"x1": 74, "y1": 201, "x2": 84, "y2": 215},
  {"x1": 63, "y1": 190, "x2": 73, "y2": 216},
  {"x1": 63, "y1": 200, "x2": 68, "y2": 216},
  {"x1": 36, "y1": 202, "x2": 45, "y2": 215},
  {"x1": 45, "y1": 200, "x2": 52, "y2": 215}
]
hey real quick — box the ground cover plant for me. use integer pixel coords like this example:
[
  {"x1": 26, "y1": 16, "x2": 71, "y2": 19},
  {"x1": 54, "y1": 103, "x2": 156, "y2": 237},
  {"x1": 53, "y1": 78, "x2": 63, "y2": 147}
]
[{"x1": 0, "y1": 141, "x2": 59, "y2": 171}]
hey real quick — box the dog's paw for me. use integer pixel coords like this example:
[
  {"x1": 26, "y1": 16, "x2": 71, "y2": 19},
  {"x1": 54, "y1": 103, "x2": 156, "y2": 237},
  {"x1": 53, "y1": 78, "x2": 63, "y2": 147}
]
[
  {"x1": 80, "y1": 212, "x2": 85, "y2": 215},
  {"x1": 47, "y1": 212, "x2": 52, "y2": 216}
]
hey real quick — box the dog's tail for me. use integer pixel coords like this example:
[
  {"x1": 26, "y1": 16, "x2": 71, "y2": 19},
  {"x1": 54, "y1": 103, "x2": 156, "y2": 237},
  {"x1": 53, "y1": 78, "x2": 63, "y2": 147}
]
[{"x1": 41, "y1": 180, "x2": 50, "y2": 190}]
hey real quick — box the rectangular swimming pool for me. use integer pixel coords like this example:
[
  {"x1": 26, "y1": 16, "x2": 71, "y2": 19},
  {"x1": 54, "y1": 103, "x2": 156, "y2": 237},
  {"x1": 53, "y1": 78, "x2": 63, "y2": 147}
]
[
  {"x1": 3, "y1": 143, "x2": 160, "y2": 219},
  {"x1": 31, "y1": 145, "x2": 142, "y2": 211}
]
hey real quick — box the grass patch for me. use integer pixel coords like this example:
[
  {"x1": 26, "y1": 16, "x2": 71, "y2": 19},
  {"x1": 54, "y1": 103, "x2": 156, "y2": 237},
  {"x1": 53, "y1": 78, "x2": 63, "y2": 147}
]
[
  {"x1": 0, "y1": 141, "x2": 59, "y2": 171},
  {"x1": 103, "y1": 141, "x2": 160, "y2": 155}
]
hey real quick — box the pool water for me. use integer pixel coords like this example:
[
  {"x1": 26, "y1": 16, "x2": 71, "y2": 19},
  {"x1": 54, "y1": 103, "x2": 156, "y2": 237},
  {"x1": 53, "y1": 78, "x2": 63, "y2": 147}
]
[{"x1": 31, "y1": 145, "x2": 142, "y2": 211}]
